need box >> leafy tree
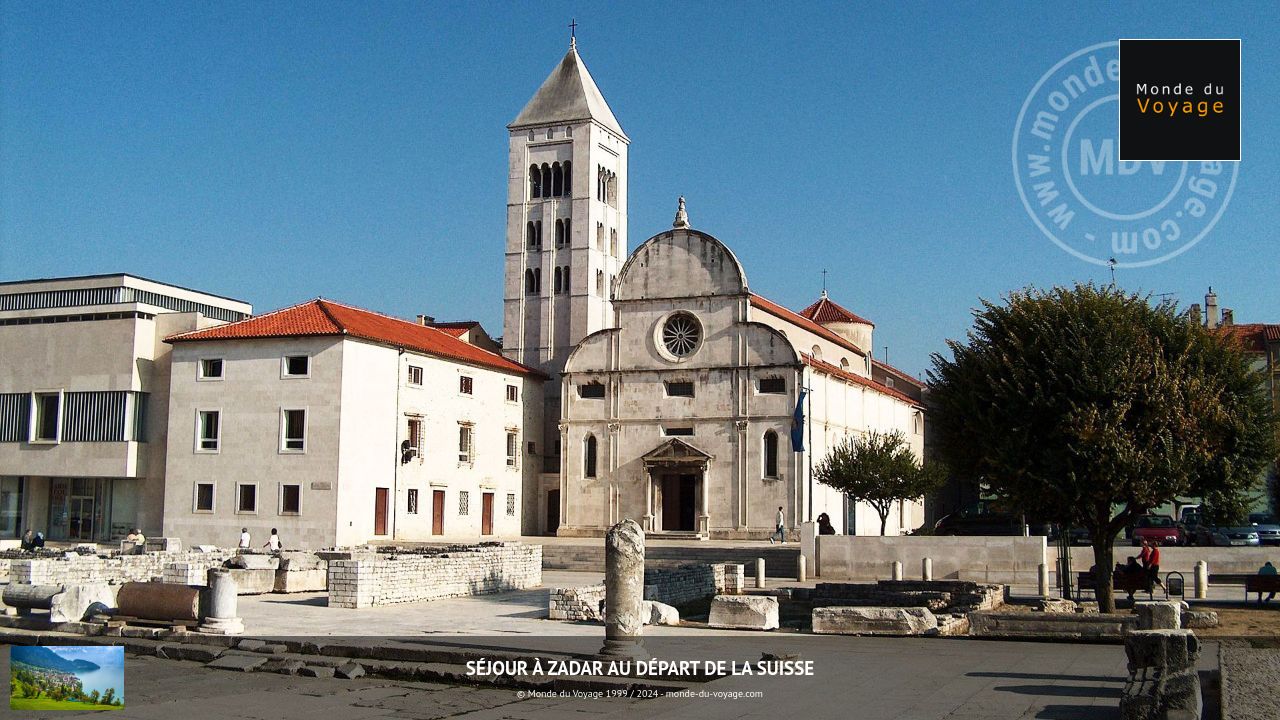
[90,689,100,705]
[929,284,1277,612]
[815,430,945,535]
[102,687,115,706]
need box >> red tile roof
[1220,323,1280,353]
[871,358,926,389]
[799,295,874,326]
[167,299,545,379]
[749,293,867,358]
[426,321,480,338]
[801,353,924,409]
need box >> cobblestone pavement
[4,636,1200,720]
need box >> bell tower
[503,39,629,474]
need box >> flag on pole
[790,389,807,451]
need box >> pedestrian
[769,506,786,544]
[1139,538,1163,588]
[32,531,44,549]
[125,528,146,555]
[238,527,251,549]
[1258,561,1278,604]
[263,528,281,552]
[20,529,35,552]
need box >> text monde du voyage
[1134,83,1228,118]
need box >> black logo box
[1119,39,1240,161]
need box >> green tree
[89,689,100,705]
[102,687,115,706]
[929,284,1277,612]
[815,430,945,535]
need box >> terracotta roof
[1220,323,1280,353]
[167,299,546,379]
[749,293,867,358]
[799,295,874,326]
[871,358,926,389]
[426,321,480,338]
[801,353,924,409]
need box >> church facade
[505,43,927,539]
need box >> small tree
[815,430,944,535]
[930,284,1277,612]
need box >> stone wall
[548,584,606,621]
[10,550,237,586]
[327,543,542,609]
[812,535,1047,585]
[549,563,742,621]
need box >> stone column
[1194,561,1208,599]
[891,561,903,581]
[599,519,647,658]
[922,558,933,581]
[797,554,807,583]
[1038,563,1050,598]
[755,558,766,589]
[198,568,244,635]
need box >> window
[407,365,423,386]
[506,431,518,467]
[885,377,896,389]
[458,424,473,464]
[283,355,310,378]
[236,483,258,513]
[665,381,695,398]
[527,441,537,455]
[507,493,516,516]
[194,482,215,513]
[529,165,541,199]
[32,392,60,442]
[404,416,423,463]
[198,358,224,380]
[758,377,786,394]
[280,484,301,515]
[554,267,562,294]
[525,269,537,294]
[596,270,604,296]
[661,313,701,358]
[913,412,923,435]
[459,490,470,515]
[584,434,598,478]
[763,430,779,478]
[407,488,419,514]
[610,228,618,256]
[281,409,306,452]
[562,266,570,293]
[596,222,605,249]
[578,382,605,399]
[459,376,473,395]
[196,410,220,452]
[506,384,519,402]
[664,427,694,437]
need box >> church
[503,40,927,539]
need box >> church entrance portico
[641,439,711,538]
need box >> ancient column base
[197,616,244,635]
[597,637,649,660]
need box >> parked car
[1194,523,1261,547]
[1181,511,1204,544]
[1131,515,1186,546]
[1049,525,1093,545]
[933,501,1052,536]
[1248,513,1280,546]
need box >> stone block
[169,644,225,663]
[812,606,938,636]
[226,568,277,594]
[335,662,366,679]
[261,659,305,675]
[642,600,680,626]
[1134,601,1182,631]
[1125,630,1200,675]
[206,653,268,672]
[299,665,336,678]
[231,554,279,571]
[708,595,778,630]
[1181,610,1218,629]
[1032,598,1077,614]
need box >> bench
[1076,571,1154,601]
[1244,575,1280,602]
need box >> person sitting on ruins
[817,512,836,535]
[263,528,282,552]
[125,528,146,554]
[20,529,35,552]
[1258,561,1278,604]
[32,531,45,549]
[238,528,251,549]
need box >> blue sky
[2,2,1276,378]
[48,645,124,669]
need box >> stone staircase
[541,543,801,578]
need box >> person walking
[769,506,786,544]
[238,527,251,549]
[263,528,282,552]
[1139,538,1163,589]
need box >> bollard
[599,519,647,658]
[891,561,903,581]
[755,558,766,589]
[198,568,244,635]
[922,557,933,582]
[1194,561,1208,600]
[797,554,807,583]
[1038,563,1050,599]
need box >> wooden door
[546,490,560,535]
[374,487,389,535]
[481,492,494,535]
[431,490,445,535]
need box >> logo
[1013,42,1237,268]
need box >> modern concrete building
[0,274,251,542]
[555,213,926,540]
[162,299,545,548]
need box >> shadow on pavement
[994,684,1122,699]
[968,671,1121,683]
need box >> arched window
[811,345,822,361]
[527,221,537,250]
[524,269,535,294]
[533,268,541,293]
[554,219,564,247]
[763,430,779,478]
[562,266,570,293]
[563,161,571,194]
[529,165,541,199]
[541,164,551,197]
[535,220,543,248]
[610,228,618,256]
[552,163,563,197]
[839,357,850,371]
[596,222,604,249]
[563,218,570,245]
[584,434,598,478]
[596,269,604,296]
[553,267,562,293]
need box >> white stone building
[161,299,545,548]
[0,274,251,542]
